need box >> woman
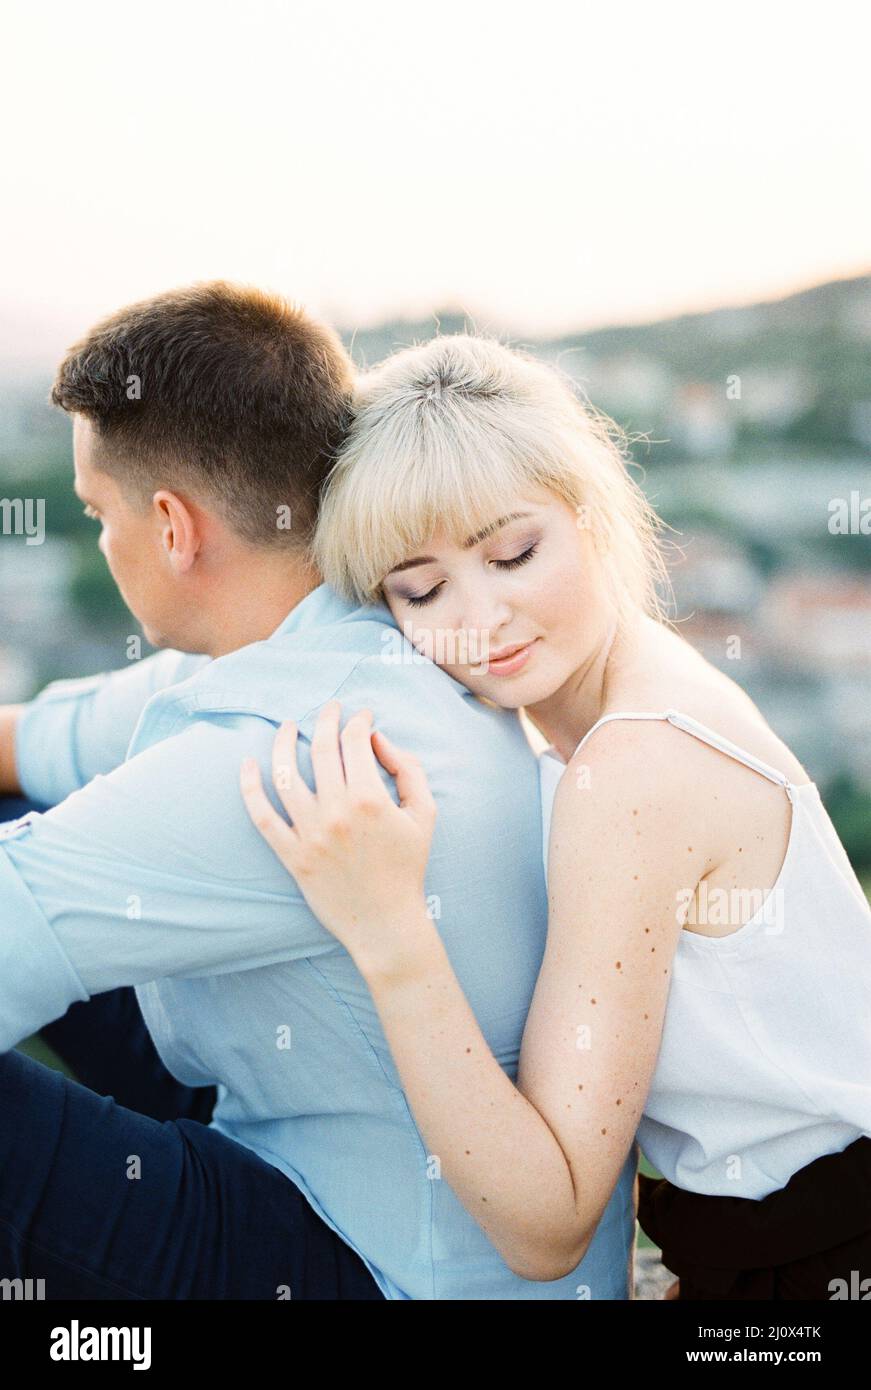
[240,334,871,1299]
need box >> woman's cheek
[403,621,438,662]
[529,565,591,651]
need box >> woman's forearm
[360,914,592,1281]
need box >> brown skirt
[637,1135,871,1299]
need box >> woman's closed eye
[404,542,540,609]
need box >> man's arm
[0,712,340,1053]
[0,706,23,794]
[13,650,209,806]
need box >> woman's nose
[456,598,513,652]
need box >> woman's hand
[240,699,438,978]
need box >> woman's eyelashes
[496,540,539,571]
[403,541,540,609]
[404,584,444,609]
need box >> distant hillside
[342,273,871,456]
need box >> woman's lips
[484,638,538,676]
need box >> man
[0,282,637,1299]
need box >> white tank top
[538,708,871,1199]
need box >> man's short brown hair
[51,281,355,549]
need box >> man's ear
[152,490,201,574]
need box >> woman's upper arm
[517,725,698,1241]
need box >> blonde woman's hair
[313,333,673,631]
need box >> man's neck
[203,556,323,658]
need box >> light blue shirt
[2,583,637,1300]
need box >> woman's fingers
[271,719,317,831]
[308,700,348,804]
[372,730,437,828]
[260,707,434,845]
[340,709,389,801]
[240,757,301,864]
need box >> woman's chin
[473,671,552,711]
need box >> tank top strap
[571,708,795,797]
[571,711,669,758]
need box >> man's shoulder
[171,616,460,720]
[128,615,531,766]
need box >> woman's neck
[525,610,646,763]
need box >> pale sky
[3,0,870,357]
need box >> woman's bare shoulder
[601,619,811,786]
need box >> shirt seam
[157,650,386,731]
[302,955,436,1297]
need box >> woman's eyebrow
[463,511,532,549]
[386,511,533,575]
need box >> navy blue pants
[0,798,386,1301]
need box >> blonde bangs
[315,398,576,602]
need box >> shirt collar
[268,582,397,641]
